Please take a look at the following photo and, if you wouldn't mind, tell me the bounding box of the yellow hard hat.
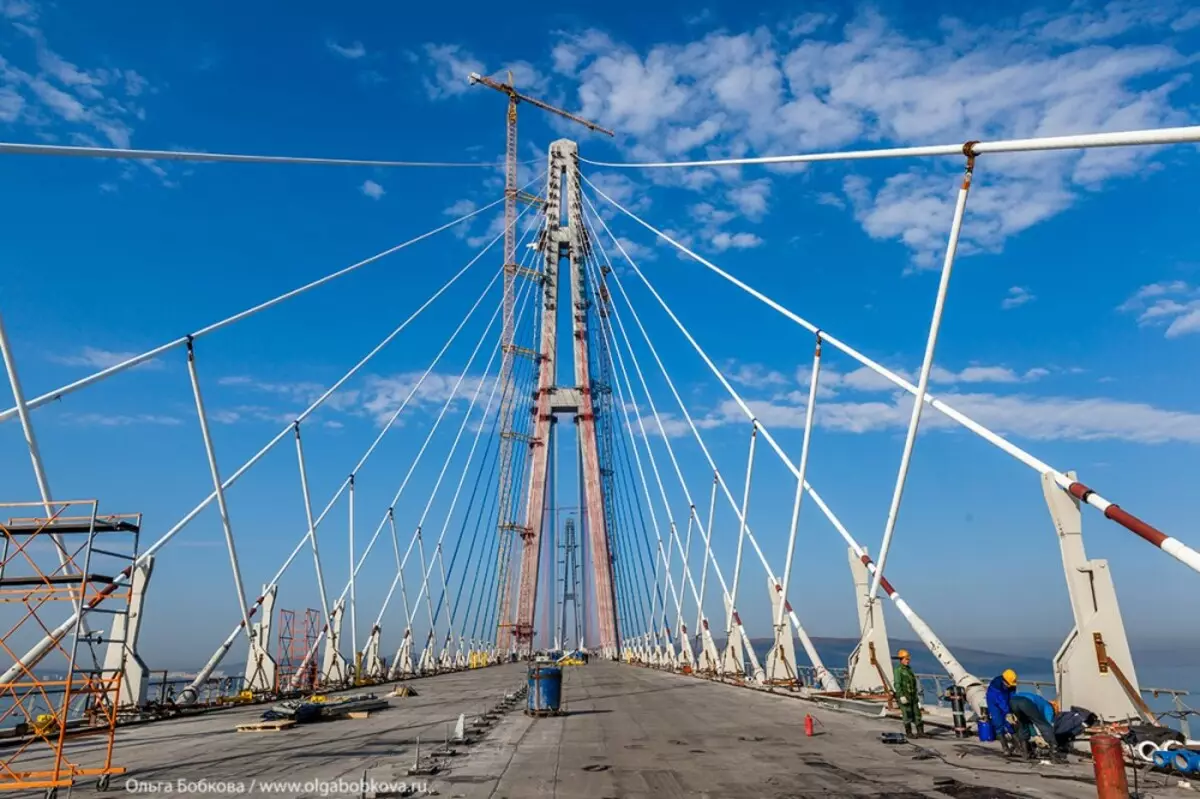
[897,649,910,659]
[1002,669,1018,687]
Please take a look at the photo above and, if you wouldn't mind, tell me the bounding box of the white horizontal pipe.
[0,140,519,168]
[581,125,1200,169]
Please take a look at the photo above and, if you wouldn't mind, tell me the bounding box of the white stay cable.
[583,189,989,696]
[351,220,544,633]
[0,196,508,424]
[371,219,545,640]
[580,250,686,635]
[339,208,546,616]
[295,262,513,679]
[402,269,536,633]
[579,246,690,642]
[0,195,532,690]
[446,277,540,650]
[581,193,777,576]
[583,177,1200,577]
[582,236,715,630]
[583,192,827,677]
[582,206,738,605]
[432,274,538,651]
[282,210,523,640]
[356,265,505,630]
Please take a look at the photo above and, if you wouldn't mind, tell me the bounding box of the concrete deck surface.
[2,664,528,798]
[3,661,1175,798]
[443,662,1122,799]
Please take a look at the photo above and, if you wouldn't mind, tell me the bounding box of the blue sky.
[0,0,1198,675]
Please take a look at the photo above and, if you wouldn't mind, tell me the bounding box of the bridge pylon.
[502,139,620,658]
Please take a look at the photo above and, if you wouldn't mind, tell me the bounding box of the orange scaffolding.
[276,607,319,693]
[0,500,140,796]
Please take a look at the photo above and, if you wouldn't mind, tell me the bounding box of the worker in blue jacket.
[985,669,1019,753]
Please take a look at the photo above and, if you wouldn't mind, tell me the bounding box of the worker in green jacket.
[893,649,923,738]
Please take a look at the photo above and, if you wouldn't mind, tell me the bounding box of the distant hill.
[714,636,1052,682]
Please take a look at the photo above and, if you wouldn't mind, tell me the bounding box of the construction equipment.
[467,70,613,652]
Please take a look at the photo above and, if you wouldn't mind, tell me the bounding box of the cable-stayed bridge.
[1,123,1198,798]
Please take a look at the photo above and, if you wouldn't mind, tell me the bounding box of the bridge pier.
[242,583,277,693]
[846,547,892,694]
[103,556,153,708]
[1044,471,1146,722]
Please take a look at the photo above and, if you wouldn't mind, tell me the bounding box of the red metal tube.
[1090,734,1130,799]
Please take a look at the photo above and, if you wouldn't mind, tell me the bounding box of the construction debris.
[236,719,295,732]
[263,692,388,724]
[387,685,418,698]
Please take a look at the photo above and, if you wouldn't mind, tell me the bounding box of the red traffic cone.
[804,714,815,737]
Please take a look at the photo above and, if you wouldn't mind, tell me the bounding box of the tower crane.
[468,71,613,650]
[467,70,613,268]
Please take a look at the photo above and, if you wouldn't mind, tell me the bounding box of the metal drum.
[527,665,563,716]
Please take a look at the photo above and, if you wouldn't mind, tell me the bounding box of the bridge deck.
[8,662,1109,798]
[448,662,1102,799]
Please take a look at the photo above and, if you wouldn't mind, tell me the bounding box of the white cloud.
[443,198,477,217]
[356,372,495,425]
[417,43,484,99]
[1002,286,1035,309]
[726,179,771,220]
[725,361,790,389]
[788,12,834,37]
[0,0,34,19]
[816,192,845,210]
[710,231,763,251]
[607,235,656,264]
[51,346,164,371]
[417,43,547,101]
[548,8,1190,268]
[586,171,648,213]
[706,390,1200,444]
[0,13,164,184]
[1173,8,1200,30]
[59,412,181,427]
[360,179,385,200]
[327,40,366,60]
[215,371,494,427]
[1117,280,1200,338]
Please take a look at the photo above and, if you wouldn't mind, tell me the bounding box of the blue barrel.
[527,665,562,715]
[977,719,996,742]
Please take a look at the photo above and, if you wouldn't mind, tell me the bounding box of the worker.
[985,669,1019,753]
[892,649,923,738]
[1010,693,1060,760]
[1051,705,1097,754]
[1012,686,1060,729]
